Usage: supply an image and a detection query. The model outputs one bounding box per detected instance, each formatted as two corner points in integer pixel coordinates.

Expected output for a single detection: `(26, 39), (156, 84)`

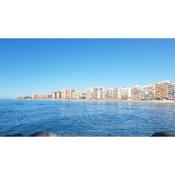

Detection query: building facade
(168, 83), (175, 100)
(118, 88), (131, 100)
(32, 94), (52, 99)
(131, 86), (143, 100)
(63, 89), (77, 99)
(26, 80), (175, 102)
(105, 88), (117, 99)
(93, 87), (105, 100)
(143, 84), (155, 100)
(86, 88), (94, 100)
(155, 81), (170, 100)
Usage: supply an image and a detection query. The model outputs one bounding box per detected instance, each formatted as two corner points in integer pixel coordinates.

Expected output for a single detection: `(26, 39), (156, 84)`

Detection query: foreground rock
(30, 132), (60, 137)
(152, 131), (175, 137)
(6, 132), (60, 137)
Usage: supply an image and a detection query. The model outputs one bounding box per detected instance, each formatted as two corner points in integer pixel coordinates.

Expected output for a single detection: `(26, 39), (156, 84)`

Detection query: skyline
(0, 39), (175, 98)
(19, 80), (175, 102)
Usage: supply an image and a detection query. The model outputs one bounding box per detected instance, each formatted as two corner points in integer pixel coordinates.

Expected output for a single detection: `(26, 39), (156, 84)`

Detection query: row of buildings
(22, 80), (175, 101)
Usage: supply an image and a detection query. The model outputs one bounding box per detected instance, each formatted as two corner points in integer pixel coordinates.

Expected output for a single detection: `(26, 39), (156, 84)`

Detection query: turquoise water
(0, 99), (175, 136)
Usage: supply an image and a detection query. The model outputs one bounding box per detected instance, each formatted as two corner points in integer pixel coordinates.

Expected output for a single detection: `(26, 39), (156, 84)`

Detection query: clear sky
(0, 39), (175, 98)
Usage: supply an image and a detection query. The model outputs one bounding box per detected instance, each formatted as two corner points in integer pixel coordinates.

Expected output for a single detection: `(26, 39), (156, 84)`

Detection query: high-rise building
(71, 89), (79, 99)
(168, 83), (175, 100)
(65, 89), (71, 99)
(86, 88), (94, 100)
(118, 88), (131, 100)
(75, 90), (80, 99)
(60, 91), (66, 99)
(131, 85), (143, 100)
(155, 81), (170, 100)
(51, 91), (62, 99)
(52, 92), (57, 99)
(63, 89), (78, 99)
(93, 87), (105, 99)
(56, 91), (62, 99)
(143, 84), (155, 100)
(106, 88), (115, 99)
(113, 88), (119, 99)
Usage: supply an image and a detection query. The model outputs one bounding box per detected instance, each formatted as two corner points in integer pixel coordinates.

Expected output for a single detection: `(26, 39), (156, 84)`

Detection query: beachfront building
(93, 87), (105, 100)
(56, 91), (62, 99)
(32, 94), (52, 99)
(105, 88), (118, 100)
(113, 88), (119, 99)
(52, 92), (57, 99)
(74, 90), (80, 99)
(63, 89), (78, 99)
(168, 83), (175, 100)
(131, 85), (143, 101)
(86, 88), (94, 100)
(118, 88), (131, 100)
(65, 89), (72, 99)
(105, 88), (113, 99)
(52, 91), (62, 99)
(155, 81), (170, 100)
(32, 94), (38, 99)
(143, 84), (155, 100)
(60, 91), (66, 99)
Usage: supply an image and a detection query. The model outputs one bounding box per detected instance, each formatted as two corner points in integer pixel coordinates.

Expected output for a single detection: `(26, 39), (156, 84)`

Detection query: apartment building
(118, 88), (131, 100)
(131, 86), (143, 100)
(86, 88), (94, 100)
(143, 84), (155, 100)
(63, 89), (77, 99)
(93, 87), (105, 99)
(155, 81), (170, 100)
(105, 88), (119, 100)
(32, 94), (52, 99)
(168, 83), (175, 100)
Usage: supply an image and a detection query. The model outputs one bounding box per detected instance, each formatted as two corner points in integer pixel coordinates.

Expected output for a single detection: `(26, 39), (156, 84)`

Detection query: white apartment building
(93, 87), (105, 99)
(86, 88), (94, 100)
(143, 84), (155, 100)
(118, 88), (131, 100)
(169, 83), (175, 100)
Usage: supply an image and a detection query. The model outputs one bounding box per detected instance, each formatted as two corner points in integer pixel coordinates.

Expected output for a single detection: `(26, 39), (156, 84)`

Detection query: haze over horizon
(0, 39), (175, 98)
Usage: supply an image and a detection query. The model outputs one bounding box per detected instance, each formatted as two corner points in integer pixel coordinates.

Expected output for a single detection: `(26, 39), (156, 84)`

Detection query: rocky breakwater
(6, 132), (61, 137)
(152, 131), (175, 137)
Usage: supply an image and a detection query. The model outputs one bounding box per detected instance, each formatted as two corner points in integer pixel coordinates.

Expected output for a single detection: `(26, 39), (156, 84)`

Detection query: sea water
(0, 99), (175, 136)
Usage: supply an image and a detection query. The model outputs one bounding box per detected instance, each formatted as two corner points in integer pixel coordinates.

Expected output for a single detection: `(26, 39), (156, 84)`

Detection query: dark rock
(152, 131), (175, 137)
(30, 132), (60, 137)
(6, 134), (24, 137)
(5, 132), (60, 137)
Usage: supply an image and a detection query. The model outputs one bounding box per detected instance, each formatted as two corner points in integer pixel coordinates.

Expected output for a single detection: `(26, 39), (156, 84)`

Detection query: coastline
(17, 98), (175, 104)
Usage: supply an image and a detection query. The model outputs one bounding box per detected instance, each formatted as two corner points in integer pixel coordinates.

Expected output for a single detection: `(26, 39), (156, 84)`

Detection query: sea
(0, 99), (175, 136)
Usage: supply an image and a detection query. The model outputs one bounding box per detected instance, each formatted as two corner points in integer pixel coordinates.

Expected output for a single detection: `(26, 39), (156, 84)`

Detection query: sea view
(1, 39), (175, 137)
(0, 99), (175, 136)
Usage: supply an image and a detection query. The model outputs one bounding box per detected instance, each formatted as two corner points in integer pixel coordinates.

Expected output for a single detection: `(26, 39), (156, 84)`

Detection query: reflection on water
(0, 99), (175, 136)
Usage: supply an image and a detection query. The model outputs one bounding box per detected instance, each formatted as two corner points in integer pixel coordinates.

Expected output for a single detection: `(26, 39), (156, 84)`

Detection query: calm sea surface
(0, 99), (175, 136)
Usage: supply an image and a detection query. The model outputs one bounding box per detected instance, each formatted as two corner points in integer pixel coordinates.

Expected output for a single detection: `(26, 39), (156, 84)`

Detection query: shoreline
(17, 98), (175, 104)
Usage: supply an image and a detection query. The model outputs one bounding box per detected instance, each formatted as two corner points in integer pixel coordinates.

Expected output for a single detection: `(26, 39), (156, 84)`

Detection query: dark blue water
(0, 99), (175, 136)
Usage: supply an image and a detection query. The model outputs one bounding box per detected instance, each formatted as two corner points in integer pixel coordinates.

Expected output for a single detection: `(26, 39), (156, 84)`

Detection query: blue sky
(0, 39), (175, 98)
